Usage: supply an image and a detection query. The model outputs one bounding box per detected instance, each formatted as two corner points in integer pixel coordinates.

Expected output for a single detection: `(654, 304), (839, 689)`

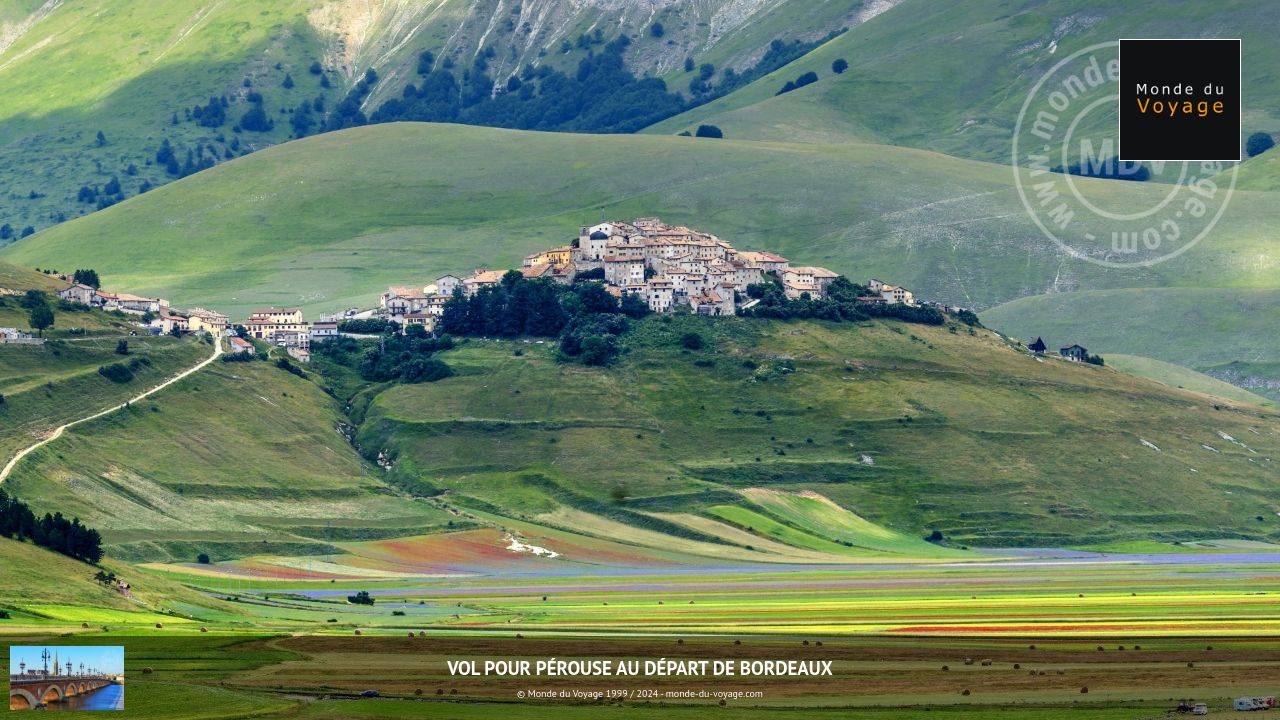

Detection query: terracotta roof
(388, 286), (427, 299)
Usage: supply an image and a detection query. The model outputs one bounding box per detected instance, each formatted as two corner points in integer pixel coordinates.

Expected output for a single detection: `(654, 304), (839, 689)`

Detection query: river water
(50, 684), (124, 711)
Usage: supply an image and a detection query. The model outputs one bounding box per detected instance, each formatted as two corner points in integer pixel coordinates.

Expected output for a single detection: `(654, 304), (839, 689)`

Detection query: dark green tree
(29, 304), (54, 336)
(832, 58), (848, 74)
(73, 268), (101, 288)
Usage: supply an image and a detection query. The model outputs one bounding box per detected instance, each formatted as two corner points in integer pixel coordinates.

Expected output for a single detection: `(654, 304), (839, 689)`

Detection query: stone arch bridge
(9, 675), (116, 710)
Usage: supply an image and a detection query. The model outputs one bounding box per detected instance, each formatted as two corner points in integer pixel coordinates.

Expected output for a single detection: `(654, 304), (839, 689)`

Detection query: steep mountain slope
(649, 0), (1280, 160)
(0, 0), (865, 237)
(3, 123), (1278, 321)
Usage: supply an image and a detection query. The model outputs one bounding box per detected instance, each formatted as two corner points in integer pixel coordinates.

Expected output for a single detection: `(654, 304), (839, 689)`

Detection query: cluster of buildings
(41, 218), (934, 354)
(377, 218), (911, 331)
(57, 282), (233, 338)
(55, 281), (324, 362)
(239, 307), (338, 362)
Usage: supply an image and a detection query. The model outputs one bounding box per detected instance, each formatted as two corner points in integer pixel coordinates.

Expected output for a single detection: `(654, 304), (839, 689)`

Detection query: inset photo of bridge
(9, 645), (123, 711)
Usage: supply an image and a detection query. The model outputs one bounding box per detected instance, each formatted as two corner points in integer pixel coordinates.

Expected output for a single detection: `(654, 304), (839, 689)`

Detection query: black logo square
(1119, 39), (1240, 161)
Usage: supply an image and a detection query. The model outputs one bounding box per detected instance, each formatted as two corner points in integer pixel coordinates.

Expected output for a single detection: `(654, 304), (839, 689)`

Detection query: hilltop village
(376, 217), (920, 330)
(31, 219), (1044, 363)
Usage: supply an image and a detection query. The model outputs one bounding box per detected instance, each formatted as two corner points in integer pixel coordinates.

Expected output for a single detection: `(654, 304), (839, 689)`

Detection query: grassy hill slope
(1105, 354), (1274, 408)
(981, 288), (1280, 386)
(3, 357), (449, 563)
(648, 0), (1280, 160)
(4, 123), (1279, 322)
(0, 535), (236, 623)
(0, 261), (210, 459)
(0, 0), (862, 237)
(355, 315), (1280, 547)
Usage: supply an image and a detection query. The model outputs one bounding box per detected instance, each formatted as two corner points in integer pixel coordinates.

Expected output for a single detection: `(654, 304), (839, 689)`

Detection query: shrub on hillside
(98, 363), (134, 383)
(276, 357), (306, 378)
(695, 124), (723, 138)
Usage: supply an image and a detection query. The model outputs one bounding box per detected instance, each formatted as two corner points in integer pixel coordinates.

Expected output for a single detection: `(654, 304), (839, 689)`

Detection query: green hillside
(0, 261), (210, 460)
(649, 0), (1280, 160)
(1105, 354), (1274, 407)
(3, 358), (449, 562)
(8, 313), (1278, 555)
(354, 315), (1280, 547)
(0, 535), (235, 623)
(981, 288), (1280, 388)
(0, 0), (861, 238)
(4, 123), (1280, 322)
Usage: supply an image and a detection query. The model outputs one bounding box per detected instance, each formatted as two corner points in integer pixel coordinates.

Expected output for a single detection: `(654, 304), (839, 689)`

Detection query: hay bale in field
(963, 658), (974, 665)
(1013, 663), (1020, 670)
(1056, 670), (1064, 675)
(1205, 645), (1213, 651)
(450, 689), (457, 695)
(1028, 644), (1036, 650)
(1080, 686), (1088, 694)
(961, 689), (970, 696)
(354, 629), (362, 635)
(155, 622), (164, 629)
(688, 600), (695, 604)
(414, 689), (422, 696)
(1134, 644), (1141, 650)
(802, 640), (810, 646)
(734, 640), (741, 645)
(816, 641), (823, 647)
(658, 601), (664, 605)
(980, 659), (992, 666)
(436, 689), (444, 695)
(142, 667), (154, 674)
(941, 665), (949, 671)
(1028, 670), (1036, 676)
(1038, 671), (1047, 676)
(200, 627), (208, 633)
(1096, 646), (1104, 651)
(418, 631), (426, 637)
(407, 632), (415, 637)
(1117, 645), (1124, 650)
(1186, 662), (1195, 668)
(677, 639), (684, 645)
(81, 622), (89, 628)
(516, 633), (524, 639)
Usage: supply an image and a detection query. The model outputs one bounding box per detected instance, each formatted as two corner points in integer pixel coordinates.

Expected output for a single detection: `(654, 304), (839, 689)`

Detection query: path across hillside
(0, 337), (222, 483)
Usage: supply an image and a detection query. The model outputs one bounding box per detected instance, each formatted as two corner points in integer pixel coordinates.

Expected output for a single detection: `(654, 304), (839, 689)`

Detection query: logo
(1012, 41), (1237, 268)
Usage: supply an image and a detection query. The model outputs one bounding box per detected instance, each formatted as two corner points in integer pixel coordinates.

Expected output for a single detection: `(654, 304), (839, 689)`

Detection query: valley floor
(5, 538), (1280, 718)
